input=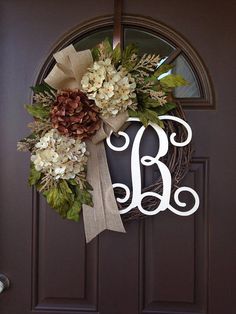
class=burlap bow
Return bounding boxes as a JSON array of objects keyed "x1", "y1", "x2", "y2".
[{"x1": 45, "y1": 45, "x2": 126, "y2": 242}]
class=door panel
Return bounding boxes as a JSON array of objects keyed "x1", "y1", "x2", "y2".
[
  {"x1": 32, "y1": 200, "x2": 98, "y2": 312},
  {"x1": 141, "y1": 159, "x2": 208, "y2": 313},
  {"x1": 0, "y1": 1, "x2": 235, "y2": 314}
]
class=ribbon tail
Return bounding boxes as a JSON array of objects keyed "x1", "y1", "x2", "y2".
[{"x1": 83, "y1": 141, "x2": 126, "y2": 243}]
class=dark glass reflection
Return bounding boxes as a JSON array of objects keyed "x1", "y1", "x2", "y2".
[
  {"x1": 73, "y1": 29, "x2": 113, "y2": 51},
  {"x1": 124, "y1": 27, "x2": 175, "y2": 58}
]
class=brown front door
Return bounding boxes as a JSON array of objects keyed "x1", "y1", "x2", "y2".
[{"x1": 1, "y1": 1, "x2": 235, "y2": 313}]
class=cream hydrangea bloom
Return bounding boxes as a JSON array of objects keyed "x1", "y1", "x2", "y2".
[
  {"x1": 81, "y1": 58, "x2": 137, "y2": 117},
  {"x1": 31, "y1": 129, "x2": 88, "y2": 180}
]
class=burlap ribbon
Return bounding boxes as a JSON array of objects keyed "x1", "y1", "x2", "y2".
[{"x1": 45, "y1": 45, "x2": 126, "y2": 242}]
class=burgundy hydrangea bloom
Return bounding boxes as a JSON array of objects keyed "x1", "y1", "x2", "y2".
[{"x1": 50, "y1": 89, "x2": 101, "y2": 140}]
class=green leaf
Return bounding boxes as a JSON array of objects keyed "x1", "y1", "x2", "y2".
[
  {"x1": 138, "y1": 113, "x2": 149, "y2": 127},
  {"x1": 68, "y1": 179, "x2": 78, "y2": 186},
  {"x1": 44, "y1": 187, "x2": 69, "y2": 218},
  {"x1": 76, "y1": 186, "x2": 93, "y2": 207},
  {"x1": 66, "y1": 200, "x2": 82, "y2": 222},
  {"x1": 122, "y1": 43, "x2": 138, "y2": 61},
  {"x1": 28, "y1": 163, "x2": 41, "y2": 186},
  {"x1": 43, "y1": 180, "x2": 76, "y2": 219},
  {"x1": 112, "y1": 43, "x2": 121, "y2": 67},
  {"x1": 156, "y1": 102, "x2": 176, "y2": 115},
  {"x1": 97, "y1": 38, "x2": 113, "y2": 58},
  {"x1": 142, "y1": 109, "x2": 164, "y2": 128},
  {"x1": 143, "y1": 97, "x2": 163, "y2": 108},
  {"x1": 129, "y1": 109, "x2": 164, "y2": 128},
  {"x1": 60, "y1": 181, "x2": 74, "y2": 206},
  {"x1": 160, "y1": 74, "x2": 188, "y2": 88},
  {"x1": 154, "y1": 64, "x2": 173, "y2": 78},
  {"x1": 141, "y1": 95, "x2": 177, "y2": 113},
  {"x1": 91, "y1": 47, "x2": 100, "y2": 61},
  {"x1": 59, "y1": 180, "x2": 73, "y2": 195},
  {"x1": 31, "y1": 82, "x2": 56, "y2": 96},
  {"x1": 46, "y1": 187, "x2": 70, "y2": 216},
  {"x1": 84, "y1": 181, "x2": 93, "y2": 191},
  {"x1": 122, "y1": 43, "x2": 139, "y2": 71},
  {"x1": 102, "y1": 38, "x2": 113, "y2": 54},
  {"x1": 26, "y1": 133, "x2": 38, "y2": 140},
  {"x1": 25, "y1": 103, "x2": 50, "y2": 120},
  {"x1": 129, "y1": 109, "x2": 148, "y2": 126},
  {"x1": 128, "y1": 109, "x2": 138, "y2": 117},
  {"x1": 41, "y1": 178, "x2": 93, "y2": 222}
]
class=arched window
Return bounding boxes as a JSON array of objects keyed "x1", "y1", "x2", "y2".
[{"x1": 37, "y1": 15, "x2": 214, "y2": 109}]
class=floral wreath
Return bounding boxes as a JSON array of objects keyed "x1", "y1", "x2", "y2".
[{"x1": 18, "y1": 39, "x2": 188, "y2": 242}]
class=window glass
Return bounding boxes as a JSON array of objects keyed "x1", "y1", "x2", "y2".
[
  {"x1": 73, "y1": 29, "x2": 113, "y2": 51},
  {"x1": 172, "y1": 55, "x2": 201, "y2": 98},
  {"x1": 124, "y1": 27, "x2": 175, "y2": 59}
]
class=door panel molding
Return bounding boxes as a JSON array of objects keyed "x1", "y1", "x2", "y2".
[
  {"x1": 31, "y1": 195, "x2": 98, "y2": 312},
  {"x1": 139, "y1": 158, "x2": 209, "y2": 314}
]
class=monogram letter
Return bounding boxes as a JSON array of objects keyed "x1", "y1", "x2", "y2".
[{"x1": 106, "y1": 116, "x2": 200, "y2": 216}]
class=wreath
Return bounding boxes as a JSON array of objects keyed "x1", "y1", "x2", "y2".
[{"x1": 18, "y1": 39, "x2": 191, "y2": 241}]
